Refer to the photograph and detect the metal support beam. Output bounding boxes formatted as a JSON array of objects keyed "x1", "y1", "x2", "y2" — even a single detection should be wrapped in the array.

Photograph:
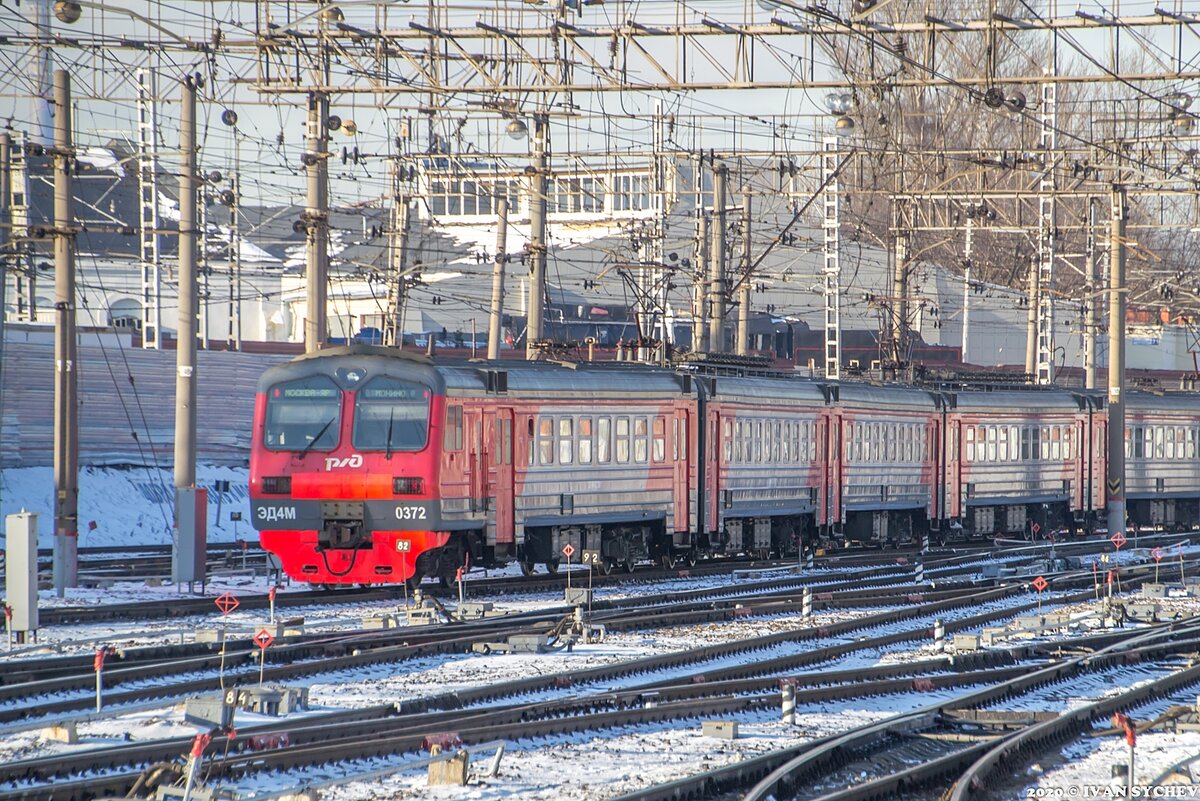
[
  {"x1": 136, "y1": 68, "x2": 161, "y2": 348},
  {"x1": 0, "y1": 133, "x2": 10, "y2": 530},
  {"x1": 693, "y1": 212, "x2": 709, "y2": 353},
  {"x1": 961, "y1": 219, "x2": 973, "y2": 364},
  {"x1": 1025, "y1": 257, "x2": 1039, "y2": 378},
  {"x1": 304, "y1": 92, "x2": 329, "y2": 353},
  {"x1": 1035, "y1": 81, "x2": 1057, "y2": 385},
  {"x1": 227, "y1": 169, "x2": 242, "y2": 351},
  {"x1": 1084, "y1": 198, "x2": 1098, "y2": 390},
  {"x1": 1106, "y1": 184, "x2": 1127, "y2": 541},
  {"x1": 708, "y1": 164, "x2": 727, "y2": 352},
  {"x1": 52, "y1": 69, "x2": 78, "y2": 595},
  {"x1": 487, "y1": 197, "x2": 508, "y2": 360},
  {"x1": 525, "y1": 117, "x2": 548, "y2": 359},
  {"x1": 821, "y1": 137, "x2": 842, "y2": 380}
]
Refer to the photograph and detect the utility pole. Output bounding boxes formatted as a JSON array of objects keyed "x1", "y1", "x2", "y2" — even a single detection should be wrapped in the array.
[
  {"x1": 693, "y1": 211, "x2": 709, "y2": 353},
  {"x1": 51, "y1": 69, "x2": 78, "y2": 595},
  {"x1": 1084, "y1": 198, "x2": 1098, "y2": 390},
  {"x1": 736, "y1": 188, "x2": 752, "y2": 356},
  {"x1": 173, "y1": 77, "x2": 201, "y2": 584},
  {"x1": 1025, "y1": 257, "x2": 1039, "y2": 377},
  {"x1": 526, "y1": 116, "x2": 548, "y2": 360},
  {"x1": 961, "y1": 218, "x2": 973, "y2": 364},
  {"x1": 708, "y1": 164, "x2": 727, "y2": 352},
  {"x1": 384, "y1": 191, "x2": 411, "y2": 348},
  {"x1": 487, "y1": 197, "x2": 508, "y2": 360},
  {"x1": 304, "y1": 92, "x2": 329, "y2": 353},
  {"x1": 1106, "y1": 184, "x2": 1127, "y2": 541},
  {"x1": 892, "y1": 229, "x2": 909, "y2": 365}
]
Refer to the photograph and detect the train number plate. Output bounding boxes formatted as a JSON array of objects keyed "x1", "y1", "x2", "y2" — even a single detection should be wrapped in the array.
[
  {"x1": 394, "y1": 505, "x2": 428, "y2": 521},
  {"x1": 580, "y1": 549, "x2": 602, "y2": 566},
  {"x1": 395, "y1": 539, "x2": 412, "y2": 553}
]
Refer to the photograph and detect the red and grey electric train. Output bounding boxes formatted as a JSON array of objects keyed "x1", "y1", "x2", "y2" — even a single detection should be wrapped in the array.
[{"x1": 249, "y1": 345, "x2": 1200, "y2": 586}]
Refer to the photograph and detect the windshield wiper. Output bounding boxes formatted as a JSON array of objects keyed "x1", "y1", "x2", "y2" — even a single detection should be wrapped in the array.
[
  {"x1": 297, "y1": 416, "x2": 336, "y2": 459},
  {"x1": 385, "y1": 408, "x2": 395, "y2": 460}
]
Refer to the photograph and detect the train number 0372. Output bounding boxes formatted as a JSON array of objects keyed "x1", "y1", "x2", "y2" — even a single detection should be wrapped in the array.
[{"x1": 394, "y1": 505, "x2": 428, "y2": 521}]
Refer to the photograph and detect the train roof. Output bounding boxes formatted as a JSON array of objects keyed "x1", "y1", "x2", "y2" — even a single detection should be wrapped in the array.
[
  {"x1": 260, "y1": 345, "x2": 692, "y2": 399},
  {"x1": 836, "y1": 382, "x2": 937, "y2": 410},
  {"x1": 1125, "y1": 391, "x2": 1200, "y2": 413},
  {"x1": 950, "y1": 388, "x2": 1084, "y2": 412}
]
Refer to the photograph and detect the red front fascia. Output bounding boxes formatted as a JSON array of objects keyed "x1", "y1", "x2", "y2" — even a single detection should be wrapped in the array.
[{"x1": 250, "y1": 390, "x2": 448, "y2": 584}]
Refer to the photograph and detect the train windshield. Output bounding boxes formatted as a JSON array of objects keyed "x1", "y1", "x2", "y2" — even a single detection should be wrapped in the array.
[
  {"x1": 353, "y1": 376, "x2": 430, "y2": 452},
  {"x1": 264, "y1": 376, "x2": 341, "y2": 452}
]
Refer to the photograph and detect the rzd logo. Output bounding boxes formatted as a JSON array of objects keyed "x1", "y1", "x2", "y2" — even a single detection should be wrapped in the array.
[{"x1": 324, "y1": 453, "x2": 364, "y2": 471}]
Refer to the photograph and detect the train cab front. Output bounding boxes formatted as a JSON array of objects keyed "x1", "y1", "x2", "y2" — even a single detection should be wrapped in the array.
[{"x1": 249, "y1": 352, "x2": 447, "y2": 586}]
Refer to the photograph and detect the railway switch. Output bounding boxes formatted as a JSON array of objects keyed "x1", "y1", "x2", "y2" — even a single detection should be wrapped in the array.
[
  {"x1": 4, "y1": 511, "x2": 39, "y2": 644},
  {"x1": 564, "y1": 588, "x2": 592, "y2": 606},
  {"x1": 184, "y1": 693, "x2": 236, "y2": 729}
]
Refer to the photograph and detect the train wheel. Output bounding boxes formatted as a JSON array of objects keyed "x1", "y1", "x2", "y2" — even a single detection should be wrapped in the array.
[
  {"x1": 622, "y1": 559, "x2": 636, "y2": 574},
  {"x1": 519, "y1": 560, "x2": 536, "y2": 577},
  {"x1": 544, "y1": 559, "x2": 560, "y2": 575},
  {"x1": 660, "y1": 553, "x2": 677, "y2": 570},
  {"x1": 685, "y1": 550, "x2": 698, "y2": 568},
  {"x1": 600, "y1": 558, "x2": 616, "y2": 576}
]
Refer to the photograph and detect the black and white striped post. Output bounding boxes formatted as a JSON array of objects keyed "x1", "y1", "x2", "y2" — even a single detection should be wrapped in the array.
[
  {"x1": 915, "y1": 560, "x2": 925, "y2": 585},
  {"x1": 920, "y1": 533, "x2": 929, "y2": 554},
  {"x1": 802, "y1": 587, "x2": 813, "y2": 618},
  {"x1": 781, "y1": 682, "x2": 796, "y2": 725},
  {"x1": 933, "y1": 618, "x2": 945, "y2": 649},
  {"x1": 804, "y1": 549, "x2": 814, "y2": 570}
]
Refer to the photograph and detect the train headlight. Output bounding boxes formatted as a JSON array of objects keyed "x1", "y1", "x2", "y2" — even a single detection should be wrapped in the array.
[
  {"x1": 393, "y1": 477, "x2": 424, "y2": 495},
  {"x1": 262, "y1": 476, "x2": 292, "y2": 494},
  {"x1": 336, "y1": 367, "x2": 366, "y2": 385}
]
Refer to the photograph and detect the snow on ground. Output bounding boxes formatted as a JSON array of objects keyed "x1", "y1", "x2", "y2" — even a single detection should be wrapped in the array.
[
  {"x1": 235, "y1": 689, "x2": 973, "y2": 801},
  {"x1": 0, "y1": 464, "x2": 252, "y2": 548},
  {"x1": 1026, "y1": 683, "x2": 1200, "y2": 796}
]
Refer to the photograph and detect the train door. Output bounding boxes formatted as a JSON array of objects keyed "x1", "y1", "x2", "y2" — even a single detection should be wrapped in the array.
[
  {"x1": 706, "y1": 409, "x2": 721, "y2": 535},
  {"x1": 493, "y1": 408, "x2": 515, "y2": 545},
  {"x1": 1093, "y1": 416, "x2": 1107, "y2": 515},
  {"x1": 828, "y1": 410, "x2": 844, "y2": 532},
  {"x1": 673, "y1": 406, "x2": 690, "y2": 534},
  {"x1": 463, "y1": 408, "x2": 481, "y2": 511},
  {"x1": 1074, "y1": 418, "x2": 1086, "y2": 514}
]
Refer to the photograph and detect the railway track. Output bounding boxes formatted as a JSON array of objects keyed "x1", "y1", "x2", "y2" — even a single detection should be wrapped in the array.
[
  {"x1": 0, "y1": 570, "x2": 1023, "y2": 726},
  {"x1": 5, "y1": 598, "x2": 1197, "y2": 801},
  {"x1": 26, "y1": 531, "x2": 1126, "y2": 627},
  {"x1": 1, "y1": 539, "x2": 1193, "y2": 800},
  {"x1": 611, "y1": 621, "x2": 1200, "y2": 801}
]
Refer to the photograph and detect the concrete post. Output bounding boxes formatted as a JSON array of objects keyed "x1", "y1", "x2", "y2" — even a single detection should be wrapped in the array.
[
  {"x1": 487, "y1": 198, "x2": 508, "y2": 360},
  {"x1": 708, "y1": 165, "x2": 727, "y2": 352},
  {"x1": 1106, "y1": 186, "x2": 1127, "y2": 541},
  {"x1": 52, "y1": 69, "x2": 78, "y2": 595},
  {"x1": 736, "y1": 189, "x2": 752, "y2": 356},
  {"x1": 304, "y1": 93, "x2": 329, "y2": 353},
  {"x1": 525, "y1": 117, "x2": 548, "y2": 359}
]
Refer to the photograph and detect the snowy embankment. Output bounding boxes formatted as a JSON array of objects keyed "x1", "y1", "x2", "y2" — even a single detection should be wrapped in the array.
[{"x1": 0, "y1": 465, "x2": 252, "y2": 548}]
